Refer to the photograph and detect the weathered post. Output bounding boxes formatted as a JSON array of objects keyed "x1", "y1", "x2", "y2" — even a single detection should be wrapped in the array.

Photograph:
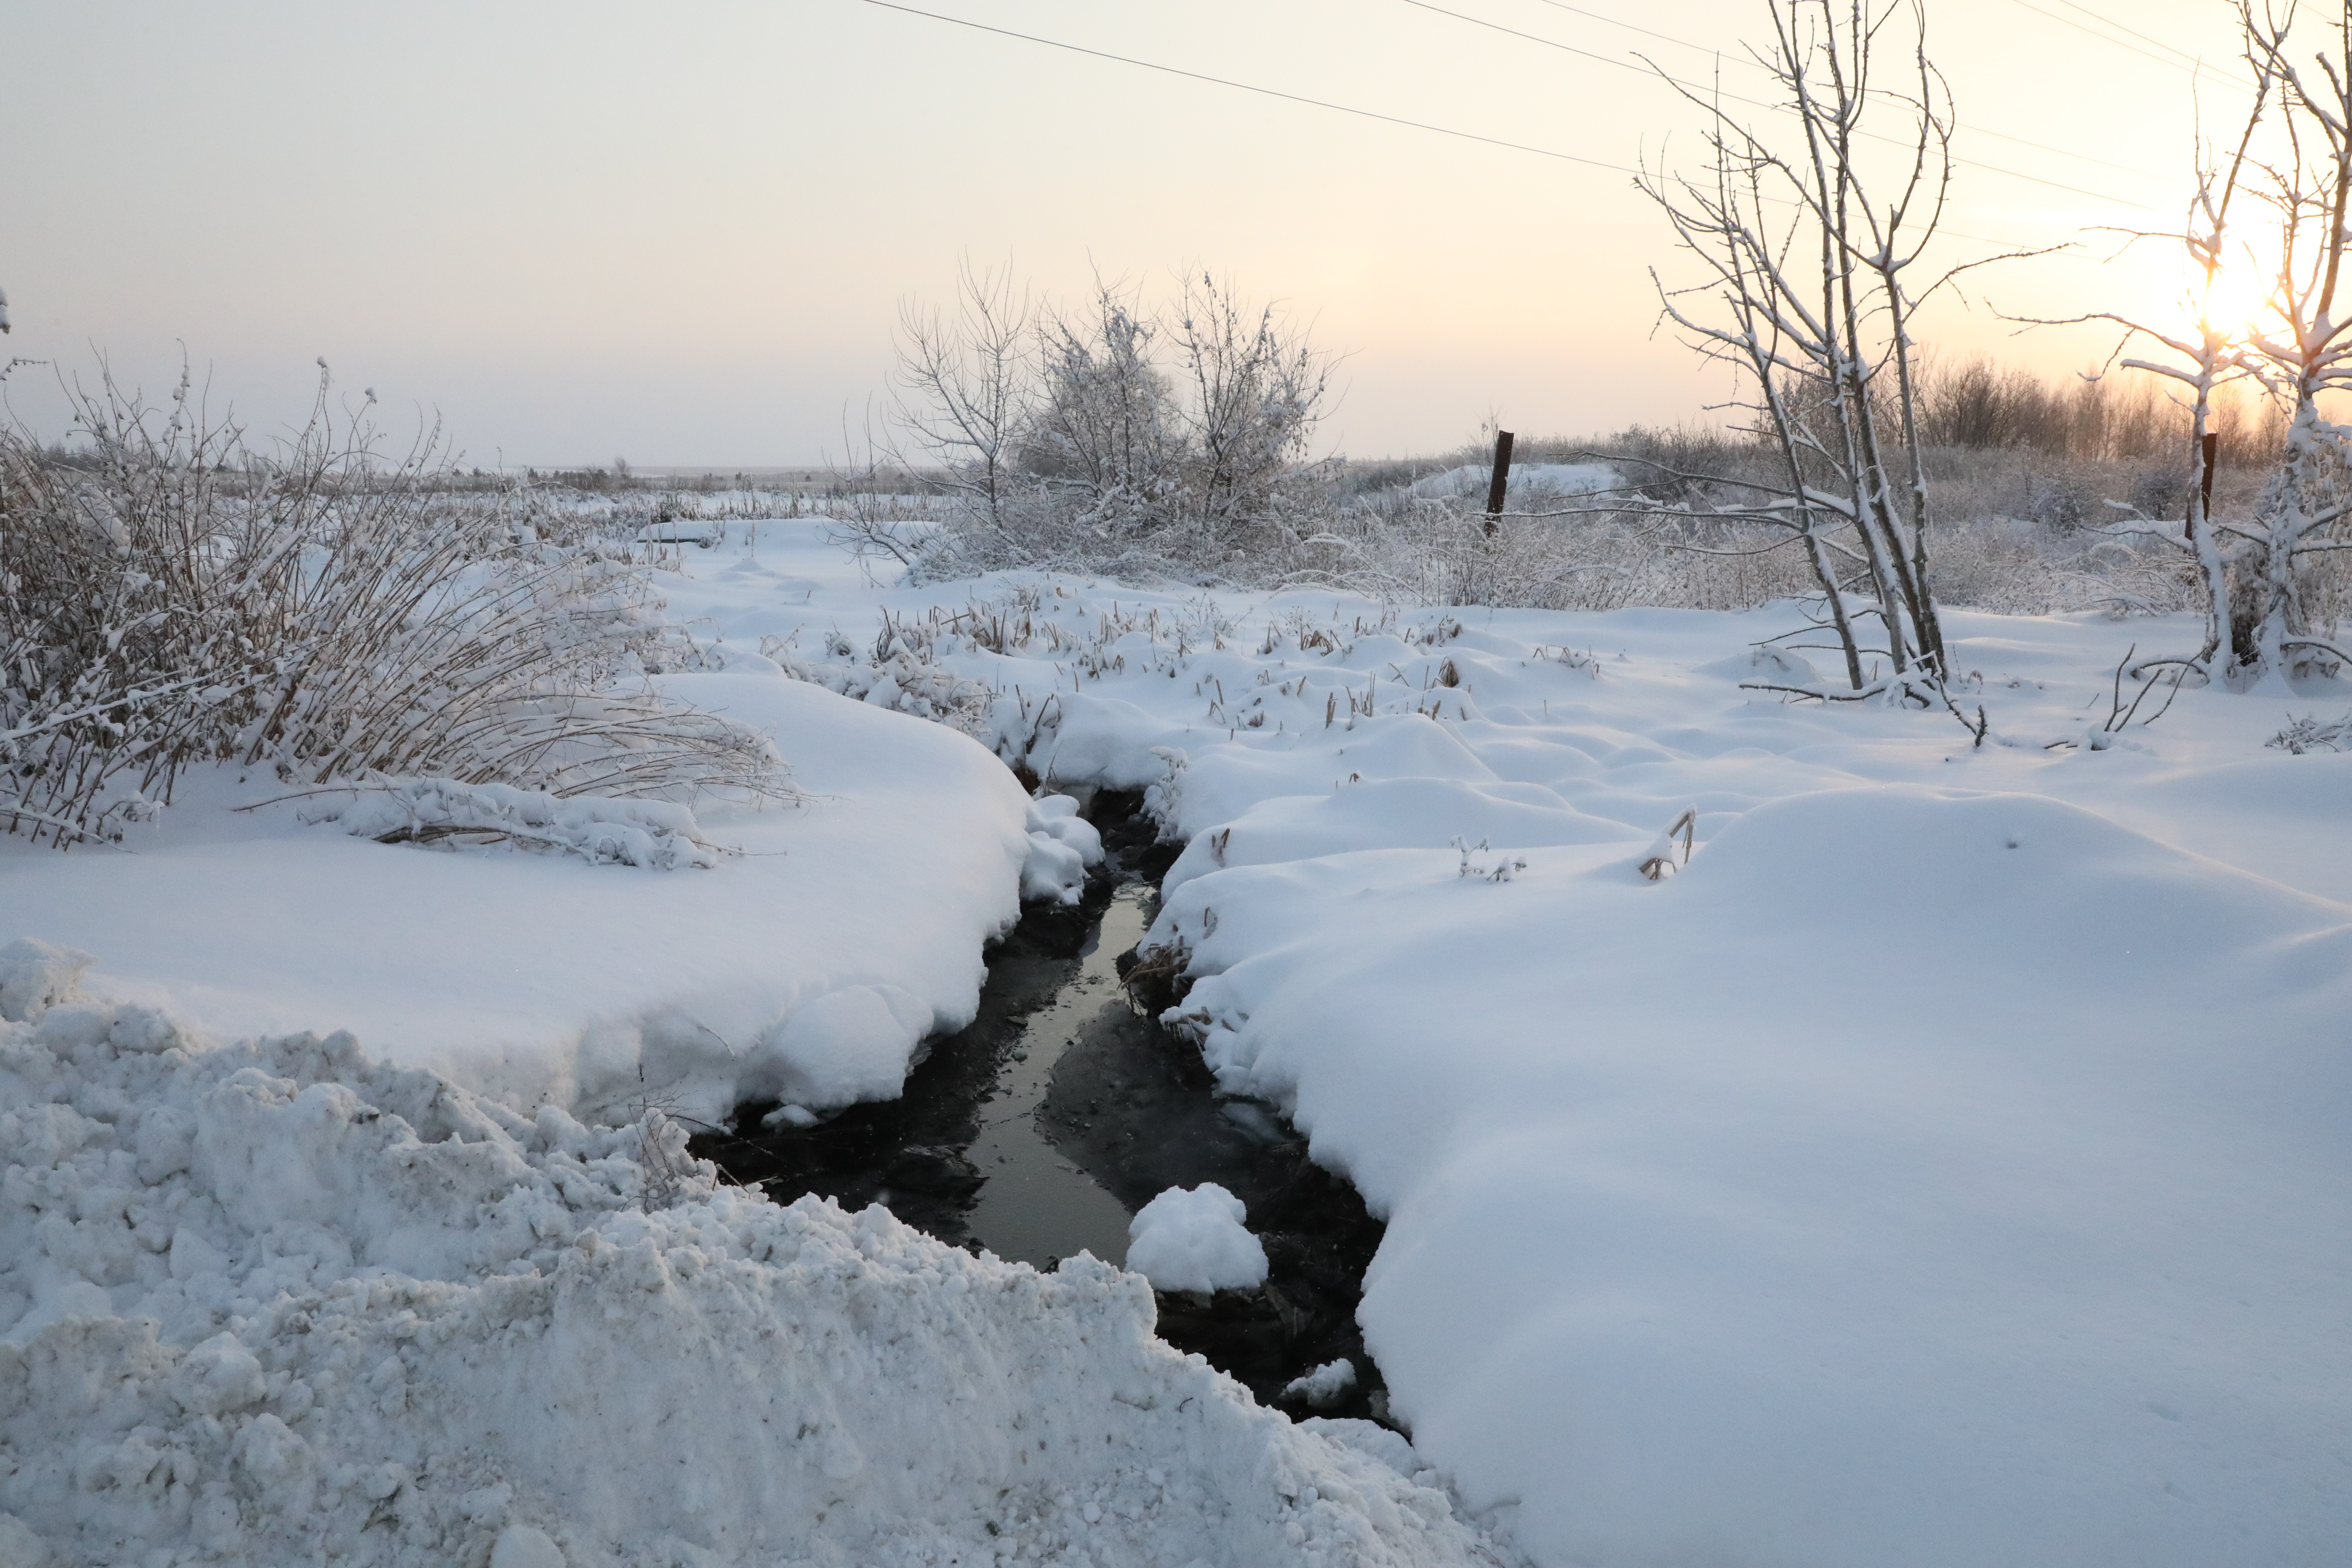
[{"x1": 1482, "y1": 429, "x2": 1514, "y2": 537}]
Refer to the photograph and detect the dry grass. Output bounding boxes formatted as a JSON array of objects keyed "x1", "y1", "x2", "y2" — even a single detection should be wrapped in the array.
[{"x1": 1, "y1": 368, "x2": 787, "y2": 848}]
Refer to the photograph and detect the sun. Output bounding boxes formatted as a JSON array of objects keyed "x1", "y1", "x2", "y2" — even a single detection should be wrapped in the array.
[{"x1": 2198, "y1": 260, "x2": 2276, "y2": 340}]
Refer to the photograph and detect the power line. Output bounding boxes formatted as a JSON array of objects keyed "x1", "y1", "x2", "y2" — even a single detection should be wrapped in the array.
[
  {"x1": 860, "y1": 0, "x2": 1639, "y2": 175},
  {"x1": 859, "y1": 0, "x2": 2058, "y2": 251},
  {"x1": 2004, "y1": 0, "x2": 2252, "y2": 94},
  {"x1": 2042, "y1": 0, "x2": 2225, "y2": 74},
  {"x1": 1516, "y1": 0, "x2": 2160, "y2": 177},
  {"x1": 1397, "y1": 0, "x2": 2162, "y2": 209}
]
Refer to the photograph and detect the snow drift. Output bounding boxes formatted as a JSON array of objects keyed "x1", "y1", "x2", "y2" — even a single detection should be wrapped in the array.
[
  {"x1": 0, "y1": 981, "x2": 1503, "y2": 1568},
  {"x1": 0, "y1": 675, "x2": 1038, "y2": 1128},
  {"x1": 1146, "y1": 786, "x2": 2352, "y2": 1567}
]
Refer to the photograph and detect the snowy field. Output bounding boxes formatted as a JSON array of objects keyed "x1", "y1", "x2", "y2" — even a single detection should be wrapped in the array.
[{"x1": 6, "y1": 517, "x2": 2348, "y2": 1566}]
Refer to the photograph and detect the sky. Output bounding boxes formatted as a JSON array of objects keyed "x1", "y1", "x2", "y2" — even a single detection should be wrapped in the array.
[{"x1": 0, "y1": 0, "x2": 2294, "y2": 467}]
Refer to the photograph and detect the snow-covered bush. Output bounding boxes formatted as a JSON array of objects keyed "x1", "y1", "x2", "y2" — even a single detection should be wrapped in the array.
[
  {"x1": 0, "y1": 367, "x2": 786, "y2": 847},
  {"x1": 890, "y1": 269, "x2": 1336, "y2": 580},
  {"x1": 2268, "y1": 711, "x2": 2352, "y2": 752}
]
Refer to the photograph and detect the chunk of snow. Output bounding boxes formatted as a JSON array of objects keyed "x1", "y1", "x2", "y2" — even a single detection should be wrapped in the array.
[
  {"x1": 1026, "y1": 793, "x2": 1106, "y2": 863},
  {"x1": 489, "y1": 1526, "x2": 567, "y2": 1568},
  {"x1": 0, "y1": 939, "x2": 92, "y2": 1024},
  {"x1": 172, "y1": 1332, "x2": 267, "y2": 1415},
  {"x1": 1281, "y1": 1358, "x2": 1357, "y2": 1408},
  {"x1": 1021, "y1": 830, "x2": 1088, "y2": 904},
  {"x1": 1126, "y1": 1184, "x2": 1269, "y2": 1293},
  {"x1": 0, "y1": 1513, "x2": 48, "y2": 1568}
]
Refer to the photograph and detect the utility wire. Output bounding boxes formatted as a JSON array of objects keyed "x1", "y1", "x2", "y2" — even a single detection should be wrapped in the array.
[
  {"x1": 2042, "y1": 0, "x2": 2227, "y2": 73},
  {"x1": 860, "y1": 0, "x2": 2058, "y2": 250},
  {"x1": 1517, "y1": 0, "x2": 2158, "y2": 176},
  {"x1": 861, "y1": 0, "x2": 1639, "y2": 174},
  {"x1": 2004, "y1": 0, "x2": 2252, "y2": 93},
  {"x1": 1397, "y1": 0, "x2": 2161, "y2": 208}
]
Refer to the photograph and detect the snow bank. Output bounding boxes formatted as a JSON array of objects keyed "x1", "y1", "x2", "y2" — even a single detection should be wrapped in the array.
[
  {"x1": 1124, "y1": 1185, "x2": 1269, "y2": 1295},
  {"x1": 658, "y1": 536, "x2": 2352, "y2": 1565},
  {"x1": 1149, "y1": 786, "x2": 2352, "y2": 1568},
  {"x1": 0, "y1": 984, "x2": 1503, "y2": 1568},
  {"x1": 0, "y1": 676, "x2": 1035, "y2": 1126}
]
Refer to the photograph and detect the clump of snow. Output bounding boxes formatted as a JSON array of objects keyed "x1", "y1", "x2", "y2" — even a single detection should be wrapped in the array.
[
  {"x1": 490, "y1": 1525, "x2": 567, "y2": 1568},
  {"x1": 295, "y1": 779, "x2": 727, "y2": 870},
  {"x1": 1282, "y1": 1358, "x2": 1358, "y2": 1409},
  {"x1": 0, "y1": 981, "x2": 1502, "y2": 1568},
  {"x1": 1125, "y1": 1184, "x2": 1270, "y2": 1294},
  {"x1": 1020, "y1": 793, "x2": 1104, "y2": 905},
  {"x1": 0, "y1": 938, "x2": 92, "y2": 1024}
]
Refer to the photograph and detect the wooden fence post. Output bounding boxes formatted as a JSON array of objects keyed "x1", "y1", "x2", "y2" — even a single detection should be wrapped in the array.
[{"x1": 1482, "y1": 429, "x2": 1514, "y2": 538}]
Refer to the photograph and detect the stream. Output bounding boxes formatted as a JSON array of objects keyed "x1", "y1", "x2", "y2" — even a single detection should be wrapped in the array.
[{"x1": 689, "y1": 793, "x2": 1393, "y2": 1424}]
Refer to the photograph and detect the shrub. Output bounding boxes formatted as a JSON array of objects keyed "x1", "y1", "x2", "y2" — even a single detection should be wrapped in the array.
[
  {"x1": 889, "y1": 269, "x2": 1336, "y2": 579},
  {"x1": 0, "y1": 366, "x2": 785, "y2": 848}
]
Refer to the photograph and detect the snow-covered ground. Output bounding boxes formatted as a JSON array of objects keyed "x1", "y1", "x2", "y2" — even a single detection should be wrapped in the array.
[
  {"x1": 7, "y1": 516, "x2": 2348, "y2": 1566},
  {"x1": 0, "y1": 1003, "x2": 1497, "y2": 1567},
  {"x1": 0, "y1": 674, "x2": 1036, "y2": 1127}
]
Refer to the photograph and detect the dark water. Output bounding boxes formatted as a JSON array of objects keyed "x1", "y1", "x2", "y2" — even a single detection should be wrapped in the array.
[
  {"x1": 689, "y1": 796, "x2": 1392, "y2": 1422},
  {"x1": 959, "y1": 885, "x2": 1158, "y2": 1270}
]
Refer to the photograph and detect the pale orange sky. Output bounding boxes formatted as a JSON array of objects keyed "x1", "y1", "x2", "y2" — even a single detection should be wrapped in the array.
[{"x1": 0, "y1": 0, "x2": 2295, "y2": 465}]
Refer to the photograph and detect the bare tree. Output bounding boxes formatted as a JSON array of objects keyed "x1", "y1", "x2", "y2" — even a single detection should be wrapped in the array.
[
  {"x1": 2016, "y1": 64, "x2": 2273, "y2": 680},
  {"x1": 1636, "y1": 0, "x2": 1991, "y2": 705},
  {"x1": 2233, "y1": 2, "x2": 2352, "y2": 680},
  {"x1": 1166, "y1": 272, "x2": 1336, "y2": 560},
  {"x1": 888, "y1": 260, "x2": 1034, "y2": 534}
]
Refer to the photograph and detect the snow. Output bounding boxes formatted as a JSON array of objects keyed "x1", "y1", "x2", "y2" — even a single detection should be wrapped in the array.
[
  {"x1": 1281, "y1": 1359, "x2": 1358, "y2": 1409},
  {"x1": 1124, "y1": 1185, "x2": 1270, "y2": 1294},
  {"x1": 0, "y1": 673, "x2": 1034, "y2": 1128},
  {"x1": 6, "y1": 512, "x2": 2348, "y2": 1566},
  {"x1": 0, "y1": 995, "x2": 1500, "y2": 1567},
  {"x1": 621, "y1": 526, "x2": 2347, "y2": 1566},
  {"x1": 1151, "y1": 786, "x2": 2350, "y2": 1564},
  {"x1": 1021, "y1": 793, "x2": 1105, "y2": 904},
  {"x1": 1405, "y1": 462, "x2": 1616, "y2": 502}
]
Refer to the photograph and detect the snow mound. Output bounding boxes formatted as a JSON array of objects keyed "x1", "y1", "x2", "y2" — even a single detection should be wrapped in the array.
[
  {"x1": 1147, "y1": 784, "x2": 2352, "y2": 1567},
  {"x1": 1163, "y1": 777, "x2": 1625, "y2": 897},
  {"x1": 0, "y1": 676, "x2": 1034, "y2": 1129},
  {"x1": 0, "y1": 980, "x2": 1501, "y2": 1568},
  {"x1": 1125, "y1": 1184, "x2": 1270, "y2": 1294}
]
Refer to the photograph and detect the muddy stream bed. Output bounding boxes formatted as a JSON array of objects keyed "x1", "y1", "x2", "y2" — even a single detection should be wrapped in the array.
[{"x1": 688, "y1": 792, "x2": 1393, "y2": 1425}]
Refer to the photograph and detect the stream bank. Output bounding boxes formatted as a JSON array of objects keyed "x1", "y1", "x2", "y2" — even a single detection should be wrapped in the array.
[{"x1": 688, "y1": 791, "x2": 1395, "y2": 1424}]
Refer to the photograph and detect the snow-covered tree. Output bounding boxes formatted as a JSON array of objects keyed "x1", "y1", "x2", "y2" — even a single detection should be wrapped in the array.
[{"x1": 1639, "y1": 0, "x2": 1978, "y2": 704}]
